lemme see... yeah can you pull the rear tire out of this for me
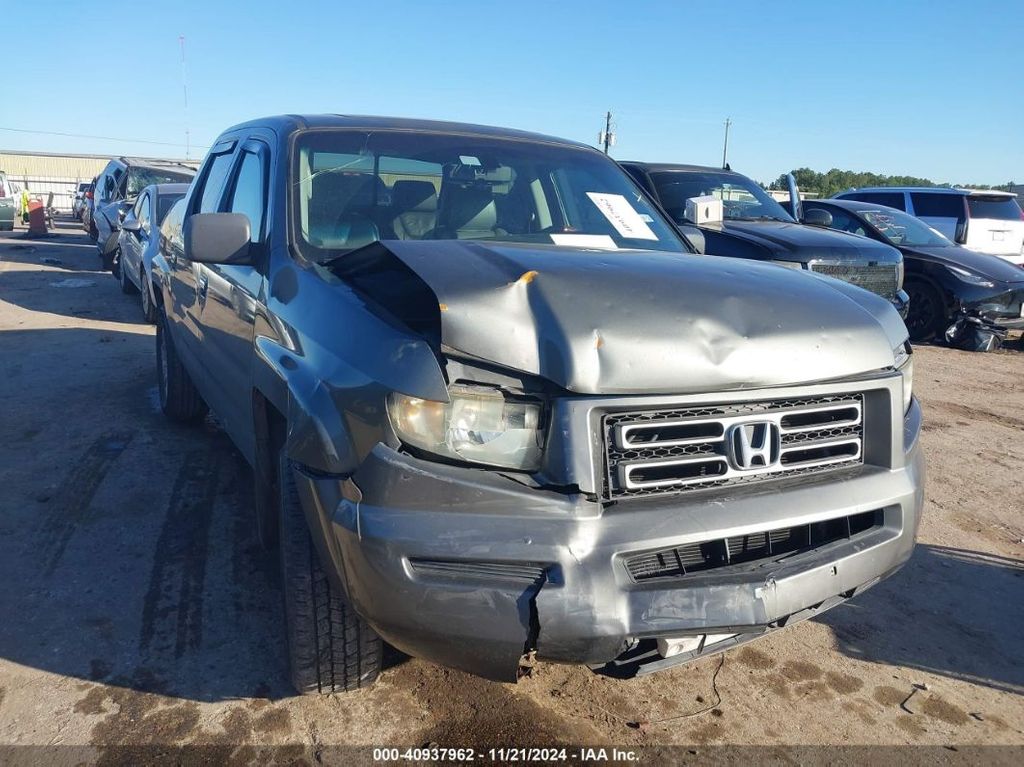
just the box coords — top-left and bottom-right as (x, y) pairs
(904, 279), (946, 343)
(278, 448), (382, 694)
(156, 312), (208, 423)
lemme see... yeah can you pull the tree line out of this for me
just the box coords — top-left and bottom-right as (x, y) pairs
(766, 168), (1017, 198)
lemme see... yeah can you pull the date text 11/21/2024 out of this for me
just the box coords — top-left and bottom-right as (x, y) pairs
(372, 747), (640, 762)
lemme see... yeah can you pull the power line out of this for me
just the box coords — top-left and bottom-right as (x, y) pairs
(0, 126), (208, 150)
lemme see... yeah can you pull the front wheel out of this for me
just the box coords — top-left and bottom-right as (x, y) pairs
(278, 448), (382, 694)
(156, 312), (208, 423)
(904, 279), (946, 343)
(140, 271), (156, 324)
(118, 252), (136, 294)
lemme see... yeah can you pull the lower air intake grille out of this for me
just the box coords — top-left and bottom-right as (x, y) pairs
(624, 509), (883, 582)
(810, 263), (899, 301)
(408, 559), (547, 585)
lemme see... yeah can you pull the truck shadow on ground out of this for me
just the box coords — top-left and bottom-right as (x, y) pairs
(817, 544), (1023, 695)
(0, 327), (407, 704)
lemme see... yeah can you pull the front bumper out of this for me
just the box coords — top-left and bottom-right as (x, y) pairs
(297, 393), (925, 682)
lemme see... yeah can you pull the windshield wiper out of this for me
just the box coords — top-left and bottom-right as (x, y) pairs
(729, 215), (786, 222)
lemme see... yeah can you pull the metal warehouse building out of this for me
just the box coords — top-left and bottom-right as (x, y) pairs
(0, 150), (195, 212)
(0, 151), (110, 212)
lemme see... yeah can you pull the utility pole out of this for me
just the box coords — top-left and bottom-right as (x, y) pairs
(179, 35), (190, 160)
(598, 111), (615, 155)
(722, 117), (731, 169)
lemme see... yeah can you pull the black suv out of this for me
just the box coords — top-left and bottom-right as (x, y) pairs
(621, 162), (909, 315)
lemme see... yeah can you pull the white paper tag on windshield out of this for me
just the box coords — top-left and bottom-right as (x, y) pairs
(586, 193), (658, 240)
(459, 155), (481, 166)
(550, 234), (618, 249)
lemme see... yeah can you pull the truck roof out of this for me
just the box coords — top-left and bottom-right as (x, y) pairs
(220, 114), (596, 151)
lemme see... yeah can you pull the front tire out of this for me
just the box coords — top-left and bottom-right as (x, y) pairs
(156, 312), (208, 423)
(117, 252), (136, 294)
(278, 449), (382, 694)
(140, 271), (157, 324)
(904, 279), (946, 343)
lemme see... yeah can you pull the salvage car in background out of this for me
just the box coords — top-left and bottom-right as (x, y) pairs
(151, 114), (922, 695)
(620, 162), (909, 315)
(834, 186), (1024, 266)
(116, 183), (189, 322)
(72, 182), (92, 220)
(92, 157), (195, 268)
(0, 171), (16, 231)
(801, 198), (1024, 350)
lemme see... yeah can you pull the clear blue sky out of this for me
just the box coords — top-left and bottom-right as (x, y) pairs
(3, 1), (1021, 185)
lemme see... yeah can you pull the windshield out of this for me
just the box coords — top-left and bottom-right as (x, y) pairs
(650, 171), (794, 223)
(126, 167), (194, 198)
(291, 130), (685, 260)
(860, 207), (953, 247)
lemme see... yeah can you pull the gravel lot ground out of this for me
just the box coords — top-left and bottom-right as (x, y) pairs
(1, 218), (1022, 763)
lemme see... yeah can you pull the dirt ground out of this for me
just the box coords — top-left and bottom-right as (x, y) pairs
(1, 218), (1022, 763)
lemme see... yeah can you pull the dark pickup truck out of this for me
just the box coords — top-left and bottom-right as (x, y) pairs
(620, 162), (909, 316)
(151, 114), (923, 695)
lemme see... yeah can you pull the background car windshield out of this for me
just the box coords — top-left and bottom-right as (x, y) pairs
(967, 195), (1023, 221)
(861, 208), (952, 247)
(292, 130), (685, 259)
(126, 168), (194, 198)
(650, 171), (794, 223)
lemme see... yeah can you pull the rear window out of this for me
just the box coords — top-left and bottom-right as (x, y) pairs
(967, 196), (1022, 221)
(910, 192), (964, 218)
(844, 192), (906, 210)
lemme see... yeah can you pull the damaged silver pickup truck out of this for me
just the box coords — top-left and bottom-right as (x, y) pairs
(150, 115), (925, 694)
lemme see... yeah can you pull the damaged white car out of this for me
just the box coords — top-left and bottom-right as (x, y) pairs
(150, 115), (925, 694)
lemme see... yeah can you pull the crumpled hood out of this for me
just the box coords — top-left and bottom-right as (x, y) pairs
(904, 245), (1024, 284)
(363, 240), (908, 395)
(715, 220), (902, 263)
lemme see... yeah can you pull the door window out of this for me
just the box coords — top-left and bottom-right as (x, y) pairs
(817, 206), (867, 236)
(227, 150), (266, 242)
(195, 151), (237, 213)
(910, 193), (963, 218)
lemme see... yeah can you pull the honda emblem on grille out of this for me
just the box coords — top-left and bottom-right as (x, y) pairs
(727, 421), (780, 470)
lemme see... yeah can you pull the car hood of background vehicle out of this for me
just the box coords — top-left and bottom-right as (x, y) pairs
(341, 240), (906, 396)
(712, 220), (902, 263)
(902, 245), (1024, 284)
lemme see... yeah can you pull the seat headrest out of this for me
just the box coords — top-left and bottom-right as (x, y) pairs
(392, 180), (437, 213)
(443, 183), (498, 232)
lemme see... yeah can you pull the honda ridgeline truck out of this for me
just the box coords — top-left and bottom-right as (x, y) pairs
(151, 115), (924, 694)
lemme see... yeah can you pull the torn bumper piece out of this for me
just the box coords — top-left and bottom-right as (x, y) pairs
(299, 401), (924, 683)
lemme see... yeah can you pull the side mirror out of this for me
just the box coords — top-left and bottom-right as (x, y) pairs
(802, 208), (833, 228)
(121, 215), (141, 232)
(184, 212), (252, 264)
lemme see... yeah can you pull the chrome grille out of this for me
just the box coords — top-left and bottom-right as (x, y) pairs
(810, 263), (899, 301)
(603, 394), (864, 500)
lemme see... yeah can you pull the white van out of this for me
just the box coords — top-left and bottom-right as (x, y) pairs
(834, 187), (1024, 266)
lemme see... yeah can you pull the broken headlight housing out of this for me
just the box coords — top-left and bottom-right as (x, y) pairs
(894, 342), (913, 414)
(387, 386), (544, 471)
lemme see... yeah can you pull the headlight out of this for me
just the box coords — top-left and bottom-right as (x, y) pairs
(387, 386), (544, 471)
(894, 342), (913, 414)
(947, 264), (995, 288)
(770, 260), (805, 269)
